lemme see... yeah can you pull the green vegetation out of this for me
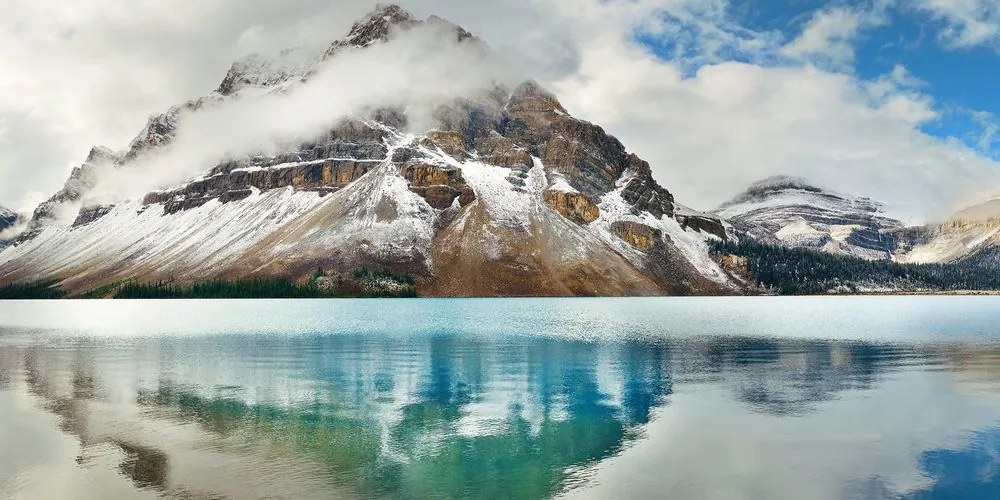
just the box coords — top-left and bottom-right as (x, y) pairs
(111, 267), (417, 299)
(113, 278), (334, 299)
(0, 280), (66, 299)
(349, 267), (417, 297)
(712, 239), (1000, 295)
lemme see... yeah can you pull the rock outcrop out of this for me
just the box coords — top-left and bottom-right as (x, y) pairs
(542, 190), (600, 224)
(677, 213), (728, 240)
(16, 146), (122, 242)
(72, 205), (115, 227)
(611, 221), (662, 253)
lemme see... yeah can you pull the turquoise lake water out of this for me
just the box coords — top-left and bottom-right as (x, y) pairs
(1, 297), (999, 499)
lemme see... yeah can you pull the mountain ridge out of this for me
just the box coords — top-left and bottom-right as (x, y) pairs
(712, 174), (903, 260)
(716, 175), (1000, 270)
(0, 4), (736, 297)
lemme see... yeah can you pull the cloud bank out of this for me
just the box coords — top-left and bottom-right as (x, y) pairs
(2, 0), (1000, 222)
(88, 21), (520, 203)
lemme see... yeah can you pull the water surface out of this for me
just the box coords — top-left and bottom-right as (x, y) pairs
(1, 297), (999, 499)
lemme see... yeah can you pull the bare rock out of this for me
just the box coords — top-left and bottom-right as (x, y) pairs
(611, 221), (662, 253)
(72, 205), (115, 227)
(677, 214), (727, 240)
(543, 190), (600, 224)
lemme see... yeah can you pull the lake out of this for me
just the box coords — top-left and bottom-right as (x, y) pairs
(1, 297), (999, 499)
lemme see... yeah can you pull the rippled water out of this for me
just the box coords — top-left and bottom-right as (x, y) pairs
(1, 297), (999, 499)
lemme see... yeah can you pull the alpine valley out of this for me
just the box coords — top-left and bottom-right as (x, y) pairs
(2, 4), (999, 298)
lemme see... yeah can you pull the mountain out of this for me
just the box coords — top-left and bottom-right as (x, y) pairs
(0, 207), (15, 229)
(892, 198), (1000, 265)
(0, 4), (735, 297)
(0, 206), (18, 248)
(715, 176), (1000, 272)
(712, 176), (904, 260)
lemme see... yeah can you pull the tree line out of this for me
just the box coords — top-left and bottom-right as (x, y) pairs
(0, 267), (419, 300)
(712, 239), (1000, 294)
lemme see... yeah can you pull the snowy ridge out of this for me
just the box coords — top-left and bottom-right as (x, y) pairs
(217, 50), (315, 96)
(714, 175), (903, 260)
(596, 176), (731, 285)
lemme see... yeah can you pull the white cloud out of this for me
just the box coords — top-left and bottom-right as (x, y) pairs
(2, 0), (1000, 223)
(971, 111), (1000, 154)
(914, 0), (1000, 48)
(91, 22), (521, 202)
(780, 7), (864, 66)
(550, 19), (986, 220)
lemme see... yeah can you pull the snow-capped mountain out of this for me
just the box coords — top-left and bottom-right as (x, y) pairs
(893, 198), (1000, 265)
(713, 176), (904, 259)
(713, 176), (1000, 276)
(0, 207), (15, 229)
(0, 4), (734, 296)
(0, 206), (17, 248)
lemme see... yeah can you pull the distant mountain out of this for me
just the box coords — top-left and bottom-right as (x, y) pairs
(715, 177), (1000, 279)
(893, 198), (1000, 265)
(0, 206), (17, 246)
(712, 176), (903, 260)
(0, 4), (735, 297)
(0, 207), (15, 229)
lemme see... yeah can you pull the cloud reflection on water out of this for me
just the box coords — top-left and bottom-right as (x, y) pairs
(0, 324), (998, 498)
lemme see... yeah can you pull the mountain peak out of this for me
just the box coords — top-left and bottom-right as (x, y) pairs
(342, 3), (417, 47)
(508, 80), (567, 115)
(714, 175), (902, 260)
(745, 175), (824, 195)
(369, 3), (413, 20)
(85, 145), (120, 165)
(217, 51), (311, 96)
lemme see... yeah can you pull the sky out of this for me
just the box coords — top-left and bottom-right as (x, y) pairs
(1, 0), (999, 222)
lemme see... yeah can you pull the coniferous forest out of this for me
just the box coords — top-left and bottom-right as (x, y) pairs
(0, 267), (418, 299)
(712, 240), (1000, 294)
(0, 280), (67, 299)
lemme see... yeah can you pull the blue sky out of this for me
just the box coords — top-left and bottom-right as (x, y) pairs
(636, 0), (1000, 160)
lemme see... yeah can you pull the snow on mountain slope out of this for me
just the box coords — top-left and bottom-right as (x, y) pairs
(892, 198), (1000, 264)
(713, 175), (903, 259)
(0, 4), (736, 296)
(0, 206), (15, 232)
(0, 206), (18, 247)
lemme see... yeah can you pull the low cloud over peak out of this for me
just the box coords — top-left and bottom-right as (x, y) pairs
(2, 0), (1000, 222)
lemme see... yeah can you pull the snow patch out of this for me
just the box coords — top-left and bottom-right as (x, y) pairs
(593, 186), (732, 285)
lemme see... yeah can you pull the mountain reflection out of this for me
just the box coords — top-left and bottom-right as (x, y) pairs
(2, 333), (999, 499)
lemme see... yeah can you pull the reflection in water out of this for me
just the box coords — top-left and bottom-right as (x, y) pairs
(2, 313), (1000, 498)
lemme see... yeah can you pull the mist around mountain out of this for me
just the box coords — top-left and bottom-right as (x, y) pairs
(0, 4), (737, 298)
(2, 4), (1000, 298)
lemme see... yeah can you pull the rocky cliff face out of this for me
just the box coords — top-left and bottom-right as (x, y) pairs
(713, 176), (903, 259)
(0, 4), (736, 296)
(15, 146), (122, 243)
